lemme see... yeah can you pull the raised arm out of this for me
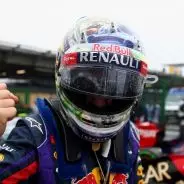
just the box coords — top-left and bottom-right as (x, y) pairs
(0, 83), (18, 136)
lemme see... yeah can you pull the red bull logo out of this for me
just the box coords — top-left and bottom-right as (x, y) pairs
(72, 170), (129, 184)
(93, 43), (131, 56)
(112, 173), (128, 184)
(72, 173), (97, 184)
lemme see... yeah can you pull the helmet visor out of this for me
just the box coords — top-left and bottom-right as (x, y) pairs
(58, 52), (146, 99)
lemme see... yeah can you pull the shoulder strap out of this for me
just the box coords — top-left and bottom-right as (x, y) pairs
(109, 122), (131, 174)
(46, 98), (85, 162)
(113, 122), (130, 163)
(128, 121), (140, 165)
(110, 121), (140, 173)
(35, 98), (85, 179)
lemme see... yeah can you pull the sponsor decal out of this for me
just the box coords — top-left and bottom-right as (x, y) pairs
(25, 117), (43, 134)
(140, 62), (148, 76)
(0, 153), (5, 161)
(144, 162), (171, 183)
(72, 173), (97, 184)
(79, 52), (147, 76)
(61, 51), (147, 76)
(0, 143), (16, 152)
(71, 168), (130, 184)
(72, 167), (100, 184)
(111, 173), (129, 184)
(170, 154), (184, 176)
(139, 129), (158, 138)
(92, 43), (131, 56)
(62, 52), (77, 65)
(66, 43), (147, 62)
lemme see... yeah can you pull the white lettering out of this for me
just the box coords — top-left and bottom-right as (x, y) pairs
(144, 162), (171, 183)
(79, 52), (140, 71)
(145, 165), (160, 183)
(130, 58), (139, 69)
(120, 55), (128, 65)
(130, 57), (135, 68)
(0, 144), (15, 152)
(80, 52), (88, 62)
(139, 129), (157, 138)
(89, 52), (98, 62)
(109, 54), (119, 65)
(99, 52), (109, 63)
(157, 162), (171, 180)
(136, 59), (139, 69)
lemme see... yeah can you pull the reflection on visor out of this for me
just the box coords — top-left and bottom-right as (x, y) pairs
(59, 66), (145, 98)
(68, 108), (130, 136)
(80, 106), (132, 128)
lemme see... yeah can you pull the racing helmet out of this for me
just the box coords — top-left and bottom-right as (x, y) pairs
(55, 17), (157, 142)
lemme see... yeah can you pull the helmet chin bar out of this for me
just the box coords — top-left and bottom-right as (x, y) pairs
(58, 85), (141, 142)
(69, 117), (122, 142)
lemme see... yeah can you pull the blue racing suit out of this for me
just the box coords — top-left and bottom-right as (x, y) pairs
(0, 98), (142, 183)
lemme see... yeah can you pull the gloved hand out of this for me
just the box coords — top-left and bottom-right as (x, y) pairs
(0, 83), (18, 136)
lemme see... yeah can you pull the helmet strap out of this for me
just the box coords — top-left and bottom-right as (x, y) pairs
(46, 98), (84, 162)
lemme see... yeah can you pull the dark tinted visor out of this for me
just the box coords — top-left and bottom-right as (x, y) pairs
(63, 88), (134, 115)
(59, 65), (145, 99)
